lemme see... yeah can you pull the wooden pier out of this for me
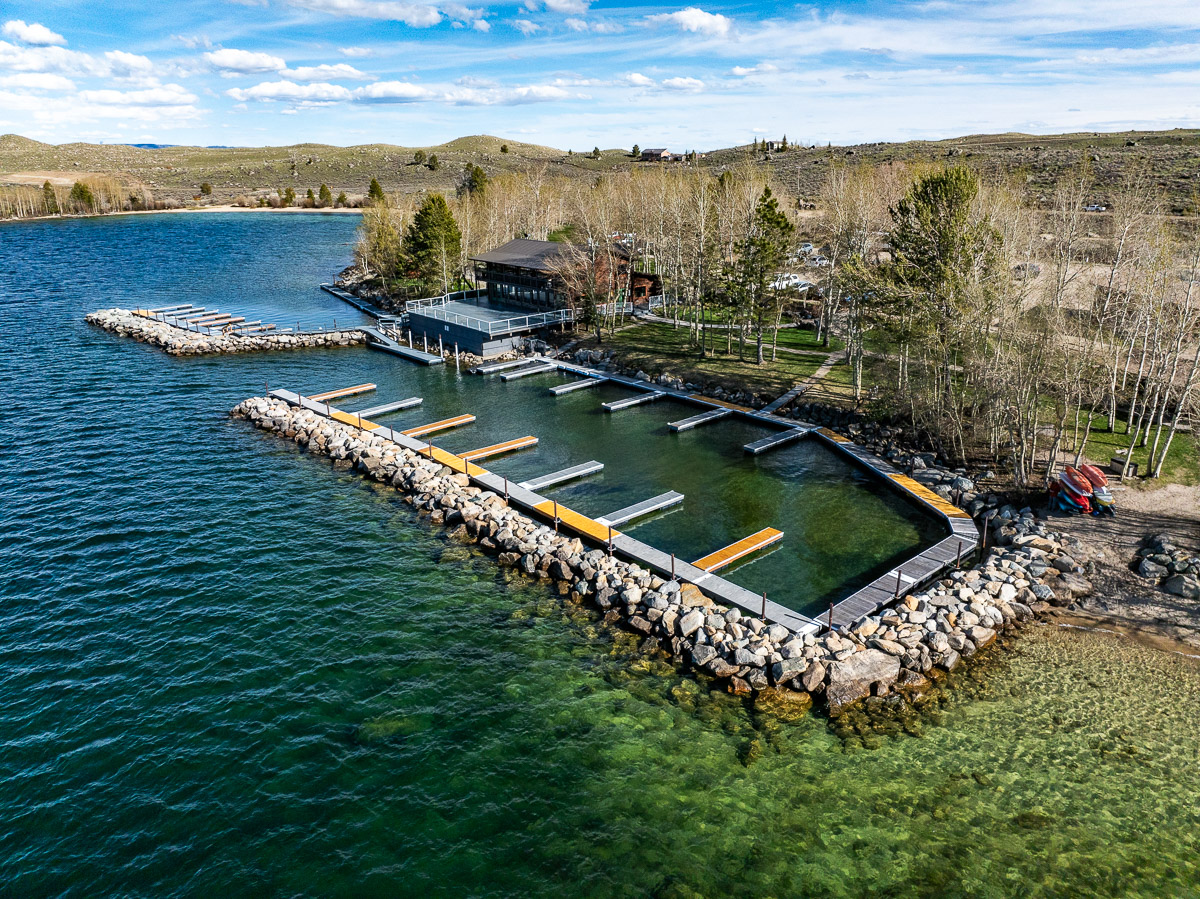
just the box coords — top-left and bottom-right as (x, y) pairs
(596, 491), (684, 527)
(669, 408), (730, 432)
(500, 362), (559, 382)
(356, 397), (422, 417)
(743, 428), (808, 455)
(518, 461), (603, 491)
(549, 377), (608, 395)
(320, 283), (387, 318)
(461, 436), (539, 462)
(401, 414), (476, 438)
(693, 528), (784, 573)
(309, 383), (376, 403)
(602, 391), (665, 412)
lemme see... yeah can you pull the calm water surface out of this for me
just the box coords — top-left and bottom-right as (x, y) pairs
(2, 213), (1199, 897)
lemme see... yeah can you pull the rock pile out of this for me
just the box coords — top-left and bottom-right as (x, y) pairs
(87, 308), (365, 356)
(1133, 534), (1200, 599)
(232, 394), (1088, 717)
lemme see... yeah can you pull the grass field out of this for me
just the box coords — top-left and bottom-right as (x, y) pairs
(574, 322), (825, 398)
(1073, 415), (1200, 486)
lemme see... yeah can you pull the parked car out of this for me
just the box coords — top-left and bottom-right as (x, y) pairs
(811, 256), (831, 267)
(1084, 204), (1107, 212)
(798, 242), (815, 255)
(1013, 262), (1042, 279)
(770, 272), (805, 290)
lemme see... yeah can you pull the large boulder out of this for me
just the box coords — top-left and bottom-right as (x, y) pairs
(1164, 574), (1200, 599)
(825, 649), (901, 716)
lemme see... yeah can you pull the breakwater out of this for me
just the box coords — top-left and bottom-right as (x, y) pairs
(233, 392), (1095, 716)
(87, 307), (365, 355)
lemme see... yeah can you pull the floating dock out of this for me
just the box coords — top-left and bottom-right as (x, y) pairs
(744, 428), (809, 455)
(596, 491), (684, 527)
(669, 408), (730, 432)
(602, 391), (665, 412)
(500, 362), (559, 382)
(401, 414), (476, 438)
(320, 283), (387, 318)
(518, 461), (604, 491)
(473, 358), (535, 375)
(361, 326), (443, 365)
(461, 436), (539, 462)
(308, 383), (377, 403)
(693, 528), (784, 573)
(356, 397), (422, 417)
(550, 377), (608, 395)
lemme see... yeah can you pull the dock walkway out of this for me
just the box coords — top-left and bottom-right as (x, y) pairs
(669, 408), (730, 432)
(744, 428), (809, 455)
(596, 491), (684, 527)
(500, 362), (559, 381)
(550, 377), (608, 395)
(356, 397), (422, 417)
(361, 326), (443, 365)
(602, 391), (665, 412)
(519, 461), (603, 491)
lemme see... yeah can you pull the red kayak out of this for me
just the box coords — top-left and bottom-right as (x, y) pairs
(1080, 464), (1109, 488)
(1061, 468), (1093, 498)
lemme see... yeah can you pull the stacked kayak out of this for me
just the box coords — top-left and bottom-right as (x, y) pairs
(1051, 465), (1115, 516)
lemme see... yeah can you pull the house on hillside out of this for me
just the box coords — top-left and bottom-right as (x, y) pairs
(639, 147), (672, 162)
(472, 238), (661, 310)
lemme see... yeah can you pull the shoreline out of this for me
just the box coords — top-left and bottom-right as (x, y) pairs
(0, 204), (363, 226)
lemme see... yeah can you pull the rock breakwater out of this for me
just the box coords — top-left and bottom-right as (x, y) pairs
(87, 308), (366, 355)
(232, 394), (1093, 717)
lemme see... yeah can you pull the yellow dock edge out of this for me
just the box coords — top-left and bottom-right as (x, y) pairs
(402, 414), (476, 438)
(689, 394), (752, 412)
(461, 436), (538, 462)
(887, 473), (973, 519)
(533, 500), (619, 543)
(693, 527), (783, 572)
(310, 383), (377, 403)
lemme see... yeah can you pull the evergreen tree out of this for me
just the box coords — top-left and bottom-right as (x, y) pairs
(367, 177), (386, 206)
(413, 150), (426, 165)
(69, 181), (95, 212)
(42, 180), (58, 215)
(306, 187), (316, 207)
(200, 182), (213, 195)
(459, 164), (488, 197)
(591, 146), (601, 159)
(282, 186), (296, 207)
(500, 144), (509, 153)
(727, 186), (794, 364)
(335, 191), (348, 207)
(318, 183), (333, 207)
(632, 144), (640, 158)
(427, 154), (440, 171)
(405, 193), (462, 294)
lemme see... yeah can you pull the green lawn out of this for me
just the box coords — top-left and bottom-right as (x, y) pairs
(573, 322), (824, 398)
(1074, 415), (1200, 486)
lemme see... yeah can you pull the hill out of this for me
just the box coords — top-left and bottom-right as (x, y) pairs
(3, 128), (1199, 212)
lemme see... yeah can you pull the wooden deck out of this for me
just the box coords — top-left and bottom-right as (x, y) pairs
(401, 414), (476, 438)
(532, 499), (617, 543)
(329, 409), (380, 431)
(461, 436), (539, 461)
(693, 527), (784, 573)
(687, 394), (752, 412)
(309, 383), (377, 403)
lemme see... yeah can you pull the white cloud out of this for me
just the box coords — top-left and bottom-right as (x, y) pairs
(473, 19), (491, 31)
(354, 80), (432, 102)
(105, 50), (156, 82)
(0, 72), (74, 90)
(647, 7), (732, 38)
(226, 80), (353, 102)
(0, 40), (106, 77)
(731, 62), (778, 77)
(2, 20), (67, 47)
(513, 19), (541, 36)
(284, 0), (442, 27)
(79, 84), (198, 106)
(173, 33), (212, 50)
(662, 76), (704, 91)
(286, 63), (372, 81)
(624, 72), (654, 87)
(545, 0), (589, 13)
(204, 48), (286, 74)
(564, 17), (621, 33)
(338, 46), (372, 57)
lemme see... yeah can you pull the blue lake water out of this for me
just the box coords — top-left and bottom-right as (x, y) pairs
(2, 212), (1198, 897)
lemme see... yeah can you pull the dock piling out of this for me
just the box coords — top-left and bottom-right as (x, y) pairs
(955, 540), (963, 568)
(894, 569), (903, 599)
(553, 500), (559, 533)
(607, 525), (613, 556)
(761, 591), (767, 618)
(671, 553), (676, 580)
(828, 604), (834, 630)
(503, 476), (509, 502)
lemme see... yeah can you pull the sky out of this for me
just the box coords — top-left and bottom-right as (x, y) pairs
(1, 1), (1199, 150)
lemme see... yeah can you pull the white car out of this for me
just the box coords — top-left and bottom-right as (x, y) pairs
(811, 256), (831, 267)
(1084, 204), (1107, 212)
(770, 273), (805, 290)
(798, 242), (815, 255)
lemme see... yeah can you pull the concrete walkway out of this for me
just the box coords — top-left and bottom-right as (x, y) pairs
(762, 353), (841, 413)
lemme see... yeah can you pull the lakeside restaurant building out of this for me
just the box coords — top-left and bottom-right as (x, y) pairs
(403, 238), (662, 358)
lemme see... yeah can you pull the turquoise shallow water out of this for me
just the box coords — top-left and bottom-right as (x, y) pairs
(2, 213), (1199, 897)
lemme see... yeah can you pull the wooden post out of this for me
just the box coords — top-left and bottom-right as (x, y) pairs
(607, 525), (613, 556)
(894, 569), (903, 599)
(827, 603), (834, 631)
(955, 539), (963, 568)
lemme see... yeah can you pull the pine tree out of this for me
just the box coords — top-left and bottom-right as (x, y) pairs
(42, 180), (58, 215)
(727, 186), (795, 364)
(318, 184), (333, 207)
(200, 182), (213, 195)
(427, 154), (440, 171)
(336, 191), (348, 207)
(367, 178), (386, 206)
(282, 186), (296, 207)
(69, 181), (95, 213)
(632, 144), (640, 158)
(459, 164), (487, 197)
(500, 144), (509, 153)
(405, 193), (462, 294)
(591, 147), (601, 159)
(413, 150), (426, 165)
(306, 188), (316, 207)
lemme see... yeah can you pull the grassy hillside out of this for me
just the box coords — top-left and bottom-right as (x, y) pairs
(3, 128), (1200, 211)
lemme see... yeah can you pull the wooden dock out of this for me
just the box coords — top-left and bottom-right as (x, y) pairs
(693, 527), (784, 573)
(596, 491), (684, 527)
(550, 377), (608, 395)
(401, 414), (476, 438)
(500, 362), (559, 382)
(669, 408), (730, 432)
(688, 394), (752, 412)
(532, 499), (616, 543)
(518, 461), (603, 491)
(602, 391), (665, 412)
(744, 428), (808, 455)
(320, 283), (386, 318)
(356, 397), (422, 417)
(461, 436), (539, 461)
(308, 383), (377, 403)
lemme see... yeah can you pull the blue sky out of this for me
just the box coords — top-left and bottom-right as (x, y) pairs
(2, 1), (1199, 149)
